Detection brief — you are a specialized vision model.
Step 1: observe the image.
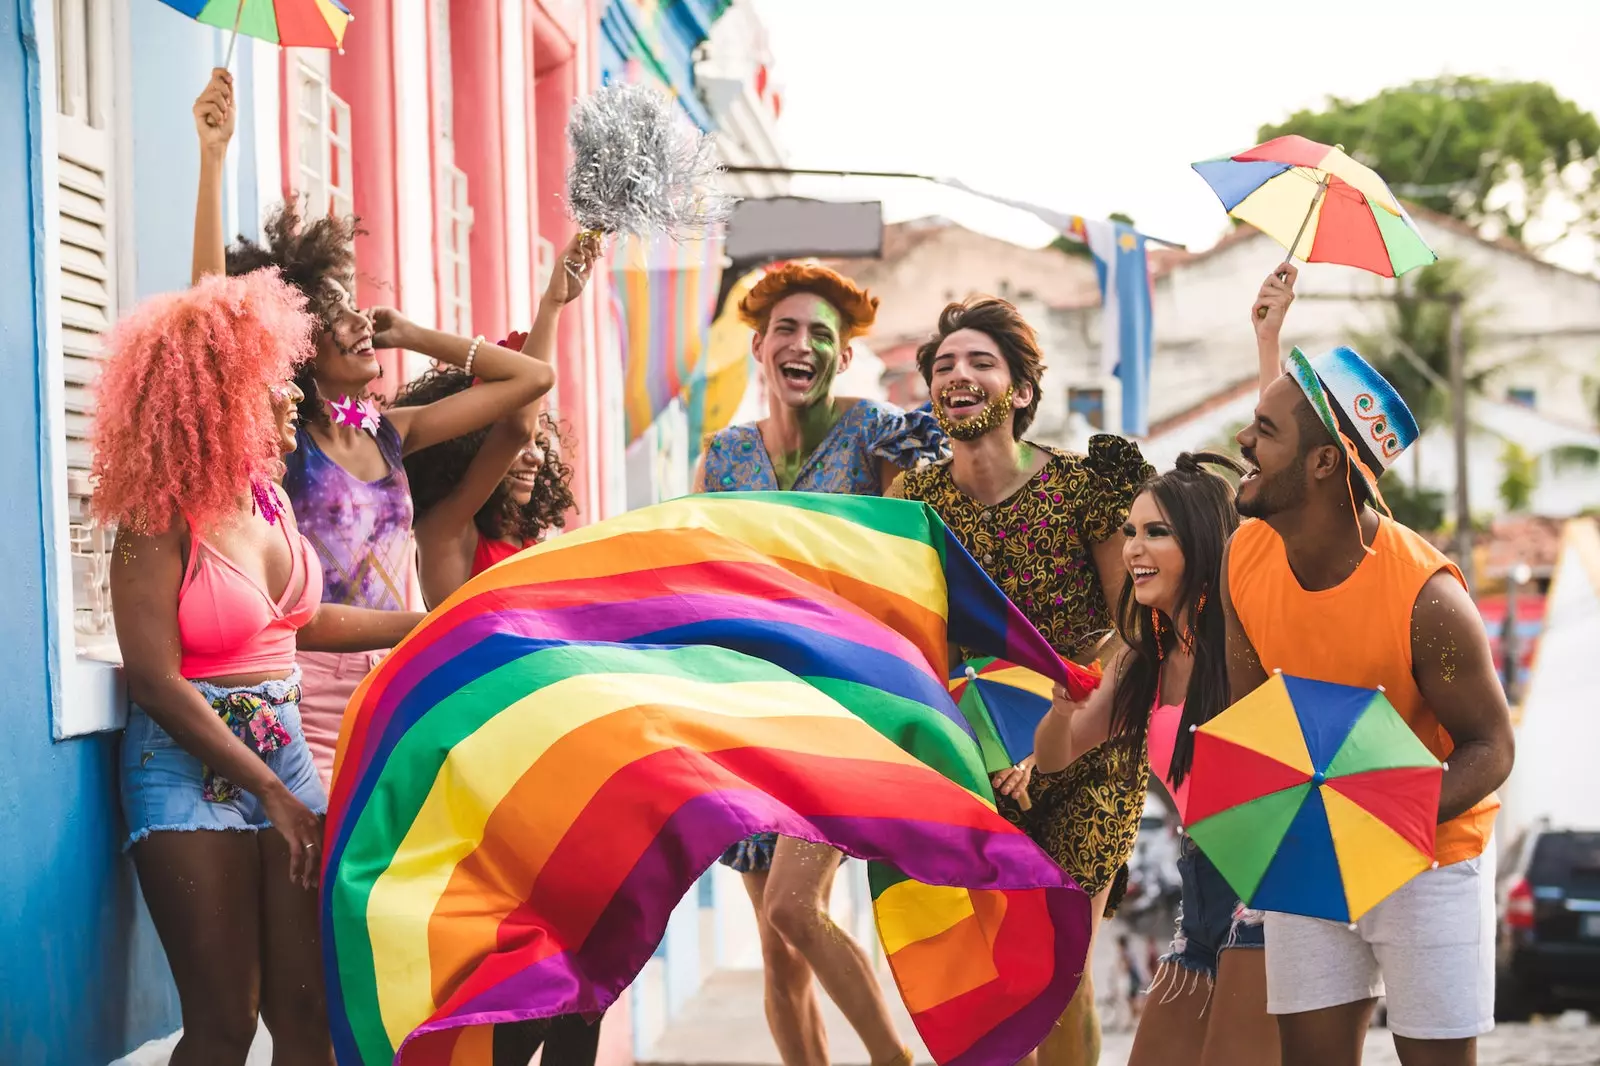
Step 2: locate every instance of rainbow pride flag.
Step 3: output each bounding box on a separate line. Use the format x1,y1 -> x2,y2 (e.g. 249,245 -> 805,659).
322,493 -> 1096,1066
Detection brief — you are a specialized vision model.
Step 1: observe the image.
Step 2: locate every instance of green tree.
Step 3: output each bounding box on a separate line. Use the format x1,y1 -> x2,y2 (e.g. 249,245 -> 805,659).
1499,442 -> 1538,512
1381,479 -> 1448,534
1258,78 -> 1600,251
1351,258 -> 1487,429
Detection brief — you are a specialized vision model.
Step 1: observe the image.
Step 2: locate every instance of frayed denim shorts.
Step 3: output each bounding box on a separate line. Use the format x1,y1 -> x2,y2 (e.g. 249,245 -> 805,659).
1161,834 -> 1265,980
118,670 -> 328,851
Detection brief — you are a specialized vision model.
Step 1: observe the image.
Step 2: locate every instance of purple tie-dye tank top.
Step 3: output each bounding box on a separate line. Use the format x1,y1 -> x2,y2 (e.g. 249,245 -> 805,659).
282,416 -> 414,611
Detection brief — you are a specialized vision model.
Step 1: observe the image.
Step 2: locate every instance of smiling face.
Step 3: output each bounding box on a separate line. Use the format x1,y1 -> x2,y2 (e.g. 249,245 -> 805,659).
928,328 -> 1031,441
1235,374 -> 1319,519
1123,490 -> 1186,616
269,379 -> 305,455
502,438 -> 546,507
309,276 -> 377,396
754,291 -> 852,409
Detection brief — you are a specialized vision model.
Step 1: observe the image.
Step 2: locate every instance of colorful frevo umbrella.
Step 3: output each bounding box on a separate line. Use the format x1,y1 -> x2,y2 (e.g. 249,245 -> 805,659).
1185,672 -> 1442,923
1192,135 -> 1437,296
948,657 -> 1058,775
158,0 -> 353,67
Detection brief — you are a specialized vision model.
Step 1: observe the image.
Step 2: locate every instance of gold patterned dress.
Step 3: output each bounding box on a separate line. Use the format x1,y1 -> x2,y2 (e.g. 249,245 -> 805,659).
892,435 -> 1154,913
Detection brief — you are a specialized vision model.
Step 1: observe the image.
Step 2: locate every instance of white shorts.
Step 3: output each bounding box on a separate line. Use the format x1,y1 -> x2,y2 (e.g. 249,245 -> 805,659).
1264,845 -> 1496,1041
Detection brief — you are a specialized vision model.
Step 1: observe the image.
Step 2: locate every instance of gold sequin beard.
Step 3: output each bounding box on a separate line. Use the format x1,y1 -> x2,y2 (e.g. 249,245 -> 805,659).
936,386 -> 1015,441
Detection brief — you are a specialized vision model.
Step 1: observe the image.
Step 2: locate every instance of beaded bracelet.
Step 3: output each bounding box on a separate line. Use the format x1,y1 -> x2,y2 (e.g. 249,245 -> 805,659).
464,334 -> 485,377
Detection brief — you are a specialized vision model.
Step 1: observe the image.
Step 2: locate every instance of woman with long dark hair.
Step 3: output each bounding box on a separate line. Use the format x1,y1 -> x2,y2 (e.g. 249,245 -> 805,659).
1034,453 -> 1280,1066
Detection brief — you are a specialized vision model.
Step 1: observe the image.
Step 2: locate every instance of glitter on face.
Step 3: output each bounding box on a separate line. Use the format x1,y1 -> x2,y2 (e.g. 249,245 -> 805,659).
935,385 -> 1015,441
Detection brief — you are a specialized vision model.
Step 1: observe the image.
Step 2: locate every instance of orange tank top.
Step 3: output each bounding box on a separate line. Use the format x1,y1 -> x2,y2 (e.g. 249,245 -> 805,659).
1228,516 -> 1497,866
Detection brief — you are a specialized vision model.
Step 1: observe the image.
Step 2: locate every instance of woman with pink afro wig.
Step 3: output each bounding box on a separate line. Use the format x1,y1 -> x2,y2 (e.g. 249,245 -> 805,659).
98,263 -> 425,1065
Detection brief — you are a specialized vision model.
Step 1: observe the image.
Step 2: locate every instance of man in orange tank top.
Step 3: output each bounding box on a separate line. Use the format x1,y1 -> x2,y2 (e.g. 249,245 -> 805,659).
1219,346 -> 1515,1066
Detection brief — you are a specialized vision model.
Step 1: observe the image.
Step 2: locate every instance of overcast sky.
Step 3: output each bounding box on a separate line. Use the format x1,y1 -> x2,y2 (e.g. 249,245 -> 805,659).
750,0 -> 1600,271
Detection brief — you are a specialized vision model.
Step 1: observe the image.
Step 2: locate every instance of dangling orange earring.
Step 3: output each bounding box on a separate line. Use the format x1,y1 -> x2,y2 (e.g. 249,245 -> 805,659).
1151,608 -> 1166,660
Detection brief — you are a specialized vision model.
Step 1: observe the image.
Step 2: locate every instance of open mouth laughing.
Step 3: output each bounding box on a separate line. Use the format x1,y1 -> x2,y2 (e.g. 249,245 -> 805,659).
939,383 -> 987,415
778,359 -> 817,387
1131,565 -> 1159,586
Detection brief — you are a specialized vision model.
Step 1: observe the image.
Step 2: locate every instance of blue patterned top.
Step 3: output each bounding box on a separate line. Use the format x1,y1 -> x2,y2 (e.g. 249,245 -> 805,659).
701,399 -> 947,495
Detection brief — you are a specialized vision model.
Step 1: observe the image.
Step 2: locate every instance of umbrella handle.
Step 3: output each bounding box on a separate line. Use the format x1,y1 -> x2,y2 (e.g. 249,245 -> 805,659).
1256,177 -> 1328,319
222,0 -> 246,70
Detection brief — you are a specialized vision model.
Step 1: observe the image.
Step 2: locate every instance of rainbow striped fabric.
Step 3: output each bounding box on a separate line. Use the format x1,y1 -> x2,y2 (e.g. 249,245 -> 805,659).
322,493 -> 1094,1066
609,234 -> 726,444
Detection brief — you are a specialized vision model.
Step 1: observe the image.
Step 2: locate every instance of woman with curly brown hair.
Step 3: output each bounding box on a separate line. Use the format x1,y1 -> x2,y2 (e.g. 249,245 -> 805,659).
98,268 -> 424,1066
391,237 -> 597,609
191,68 -> 567,784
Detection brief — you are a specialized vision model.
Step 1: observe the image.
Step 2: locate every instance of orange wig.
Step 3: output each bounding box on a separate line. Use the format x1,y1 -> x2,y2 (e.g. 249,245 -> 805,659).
736,262 -> 879,343
90,271 -> 316,534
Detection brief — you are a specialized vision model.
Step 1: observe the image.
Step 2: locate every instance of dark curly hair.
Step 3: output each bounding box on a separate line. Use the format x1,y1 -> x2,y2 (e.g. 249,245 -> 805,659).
914,296 -> 1046,438
391,367 -> 576,542
226,198 -> 363,429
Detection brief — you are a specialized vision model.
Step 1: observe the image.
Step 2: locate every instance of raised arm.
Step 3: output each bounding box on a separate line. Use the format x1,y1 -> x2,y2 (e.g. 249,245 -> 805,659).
1219,534 -> 1269,702
1251,263 -> 1297,396
1410,570 -> 1516,823
191,68 -> 235,283
409,235 -> 598,564
1034,649 -> 1125,774
112,524 -> 322,886
379,313 -> 556,455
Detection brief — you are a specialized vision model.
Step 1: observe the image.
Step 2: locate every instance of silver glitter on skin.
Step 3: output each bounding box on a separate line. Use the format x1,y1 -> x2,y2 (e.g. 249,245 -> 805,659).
565,84 -> 738,240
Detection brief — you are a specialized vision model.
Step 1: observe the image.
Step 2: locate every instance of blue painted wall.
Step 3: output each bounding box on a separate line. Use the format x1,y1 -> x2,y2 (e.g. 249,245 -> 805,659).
0,2 -> 181,1062
598,0 -> 729,130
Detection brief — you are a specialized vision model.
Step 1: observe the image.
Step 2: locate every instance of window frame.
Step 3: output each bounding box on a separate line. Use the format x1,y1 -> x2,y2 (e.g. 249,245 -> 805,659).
31,0 -> 133,738
289,54 -> 353,222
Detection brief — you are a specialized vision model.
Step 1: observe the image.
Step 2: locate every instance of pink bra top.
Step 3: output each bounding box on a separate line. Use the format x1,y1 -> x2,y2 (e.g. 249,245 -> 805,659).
1147,700 -> 1188,819
177,518 -> 322,680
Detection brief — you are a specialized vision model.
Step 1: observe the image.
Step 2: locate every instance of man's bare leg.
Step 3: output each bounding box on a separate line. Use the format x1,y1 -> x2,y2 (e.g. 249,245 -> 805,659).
764,837 -> 907,1065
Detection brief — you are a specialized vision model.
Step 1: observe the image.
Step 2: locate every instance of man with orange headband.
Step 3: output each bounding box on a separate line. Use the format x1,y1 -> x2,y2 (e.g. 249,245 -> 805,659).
693,262 -> 945,1066
1224,348 -> 1515,1066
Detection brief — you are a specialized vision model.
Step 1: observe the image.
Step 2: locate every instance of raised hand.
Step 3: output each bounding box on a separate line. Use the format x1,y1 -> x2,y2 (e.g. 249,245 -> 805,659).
193,67 -> 235,152
1252,262 -> 1297,334
543,232 -> 602,307
369,306 -> 414,351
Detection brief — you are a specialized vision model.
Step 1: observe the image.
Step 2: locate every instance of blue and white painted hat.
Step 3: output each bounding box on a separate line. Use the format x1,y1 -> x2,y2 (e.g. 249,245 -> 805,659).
1285,345 -> 1418,499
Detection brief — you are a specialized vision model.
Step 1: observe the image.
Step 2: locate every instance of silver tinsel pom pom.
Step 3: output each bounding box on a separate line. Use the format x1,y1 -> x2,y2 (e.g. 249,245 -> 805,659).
565,83 -> 738,240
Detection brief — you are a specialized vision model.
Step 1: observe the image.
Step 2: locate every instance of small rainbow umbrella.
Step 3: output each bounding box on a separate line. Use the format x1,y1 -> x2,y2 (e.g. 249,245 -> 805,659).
948,656 -> 1104,774
1185,672 -> 1441,923
1192,135 -> 1437,287
158,0 -> 353,67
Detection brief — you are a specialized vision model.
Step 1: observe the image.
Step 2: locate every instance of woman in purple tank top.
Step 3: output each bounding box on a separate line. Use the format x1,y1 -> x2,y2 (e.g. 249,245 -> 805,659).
197,104 -> 566,784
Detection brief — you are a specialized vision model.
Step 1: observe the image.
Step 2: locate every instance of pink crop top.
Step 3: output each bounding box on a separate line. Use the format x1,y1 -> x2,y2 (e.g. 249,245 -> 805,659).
177,519 -> 322,680
1147,700 -> 1189,819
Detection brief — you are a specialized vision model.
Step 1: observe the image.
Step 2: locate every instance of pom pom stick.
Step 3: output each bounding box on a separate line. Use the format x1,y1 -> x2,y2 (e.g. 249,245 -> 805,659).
564,83 -> 737,245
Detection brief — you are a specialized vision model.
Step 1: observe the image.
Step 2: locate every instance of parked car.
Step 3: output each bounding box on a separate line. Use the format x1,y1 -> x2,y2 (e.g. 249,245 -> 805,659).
1495,825 -> 1600,1020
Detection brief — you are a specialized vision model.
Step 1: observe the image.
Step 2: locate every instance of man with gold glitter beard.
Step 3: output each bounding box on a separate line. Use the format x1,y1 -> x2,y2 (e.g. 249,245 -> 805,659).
889,296 -> 1154,1066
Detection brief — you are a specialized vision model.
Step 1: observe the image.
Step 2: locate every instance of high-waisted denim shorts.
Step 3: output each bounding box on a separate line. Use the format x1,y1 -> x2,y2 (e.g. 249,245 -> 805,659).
1162,834 -> 1265,980
118,670 -> 328,850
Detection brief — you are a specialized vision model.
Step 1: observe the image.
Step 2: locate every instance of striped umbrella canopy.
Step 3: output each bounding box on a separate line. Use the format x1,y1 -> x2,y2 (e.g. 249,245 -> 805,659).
1192,135 -> 1437,279
1185,672 -> 1442,923
157,0 -> 352,65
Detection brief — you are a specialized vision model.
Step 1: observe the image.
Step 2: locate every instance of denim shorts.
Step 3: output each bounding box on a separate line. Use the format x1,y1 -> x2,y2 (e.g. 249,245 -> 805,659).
1162,835 -> 1265,980
119,671 -> 328,851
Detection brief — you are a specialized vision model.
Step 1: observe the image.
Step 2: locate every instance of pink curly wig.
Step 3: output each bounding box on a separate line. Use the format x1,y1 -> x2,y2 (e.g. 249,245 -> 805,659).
90,271 -> 316,534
